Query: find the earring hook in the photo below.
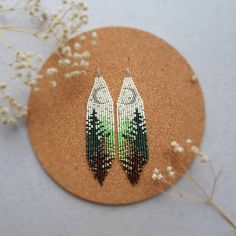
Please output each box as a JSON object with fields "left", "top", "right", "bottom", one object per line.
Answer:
{"left": 125, "top": 57, "right": 130, "bottom": 77}
{"left": 96, "top": 58, "right": 101, "bottom": 77}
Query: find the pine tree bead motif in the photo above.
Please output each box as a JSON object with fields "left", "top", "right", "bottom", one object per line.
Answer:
{"left": 86, "top": 76, "right": 115, "bottom": 185}
{"left": 117, "top": 76, "right": 149, "bottom": 185}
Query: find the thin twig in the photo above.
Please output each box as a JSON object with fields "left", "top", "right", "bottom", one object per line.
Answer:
{"left": 163, "top": 144, "right": 236, "bottom": 233}
{"left": 209, "top": 200, "right": 236, "bottom": 232}
{"left": 0, "top": 25, "right": 35, "bottom": 35}
{"left": 186, "top": 167, "right": 236, "bottom": 233}
{"left": 210, "top": 169, "right": 223, "bottom": 199}
{"left": 11, "top": 0, "right": 24, "bottom": 10}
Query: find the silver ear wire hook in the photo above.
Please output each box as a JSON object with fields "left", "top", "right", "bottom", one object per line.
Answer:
{"left": 96, "top": 67, "right": 101, "bottom": 78}
{"left": 125, "top": 57, "right": 131, "bottom": 77}
{"left": 96, "top": 58, "right": 101, "bottom": 77}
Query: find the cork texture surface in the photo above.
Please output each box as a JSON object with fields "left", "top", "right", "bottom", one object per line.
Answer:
{"left": 28, "top": 27, "right": 205, "bottom": 205}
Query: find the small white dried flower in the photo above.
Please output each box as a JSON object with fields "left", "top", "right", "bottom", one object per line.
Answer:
{"left": 35, "top": 54, "right": 43, "bottom": 63}
{"left": 171, "top": 141, "right": 177, "bottom": 147}
{"left": 73, "top": 52, "right": 82, "bottom": 60}
{"left": 50, "top": 80, "right": 57, "bottom": 88}
{"left": 74, "top": 42, "right": 81, "bottom": 50}
{"left": 191, "top": 146, "right": 209, "bottom": 163}
{"left": 200, "top": 155, "right": 209, "bottom": 163}
{"left": 0, "top": 83, "right": 6, "bottom": 90}
{"left": 1, "top": 118, "right": 8, "bottom": 125}
{"left": 58, "top": 58, "right": 71, "bottom": 65}
{"left": 61, "top": 46, "right": 72, "bottom": 57}
{"left": 178, "top": 146, "right": 184, "bottom": 153}
{"left": 91, "top": 31, "right": 97, "bottom": 39}
{"left": 47, "top": 67, "right": 58, "bottom": 76}
{"left": 157, "top": 173, "right": 164, "bottom": 180}
{"left": 42, "top": 34, "right": 49, "bottom": 40}
{"left": 152, "top": 172, "right": 158, "bottom": 180}
{"left": 81, "top": 51, "right": 90, "bottom": 58}
{"left": 191, "top": 146, "right": 200, "bottom": 155}
{"left": 15, "top": 51, "right": 27, "bottom": 61}
{"left": 168, "top": 171, "right": 175, "bottom": 177}
{"left": 64, "top": 70, "right": 81, "bottom": 79}
{"left": 153, "top": 168, "right": 160, "bottom": 174}
{"left": 185, "top": 138, "right": 192, "bottom": 144}
{"left": 191, "top": 74, "right": 198, "bottom": 82}
{"left": 171, "top": 141, "right": 184, "bottom": 153}
{"left": 174, "top": 146, "right": 184, "bottom": 153}
{"left": 80, "top": 34, "right": 86, "bottom": 41}
{"left": 166, "top": 165, "right": 175, "bottom": 178}
{"left": 152, "top": 168, "right": 164, "bottom": 181}
{"left": 12, "top": 61, "right": 33, "bottom": 70}
{"left": 0, "top": 107, "right": 9, "bottom": 115}
{"left": 8, "top": 118, "right": 17, "bottom": 125}
{"left": 80, "top": 59, "right": 89, "bottom": 67}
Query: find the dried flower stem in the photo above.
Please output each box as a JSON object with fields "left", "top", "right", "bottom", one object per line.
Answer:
{"left": 183, "top": 159, "right": 235, "bottom": 231}
{"left": 153, "top": 140, "right": 236, "bottom": 233}
{"left": 161, "top": 177, "right": 204, "bottom": 203}
{"left": 0, "top": 25, "right": 36, "bottom": 35}
{"left": 187, "top": 170, "right": 236, "bottom": 232}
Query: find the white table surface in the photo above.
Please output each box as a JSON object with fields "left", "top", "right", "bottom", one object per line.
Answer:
{"left": 0, "top": 0, "right": 236, "bottom": 235}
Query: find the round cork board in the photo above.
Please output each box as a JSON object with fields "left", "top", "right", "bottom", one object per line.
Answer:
{"left": 28, "top": 27, "right": 205, "bottom": 205}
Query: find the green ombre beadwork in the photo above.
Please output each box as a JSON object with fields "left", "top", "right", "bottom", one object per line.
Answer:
{"left": 117, "top": 76, "right": 149, "bottom": 185}
{"left": 86, "top": 76, "right": 115, "bottom": 185}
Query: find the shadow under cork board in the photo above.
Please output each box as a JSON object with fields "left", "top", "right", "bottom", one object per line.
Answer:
{"left": 28, "top": 27, "right": 205, "bottom": 205}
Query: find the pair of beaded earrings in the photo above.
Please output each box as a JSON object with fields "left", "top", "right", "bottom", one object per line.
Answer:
{"left": 86, "top": 62, "right": 148, "bottom": 186}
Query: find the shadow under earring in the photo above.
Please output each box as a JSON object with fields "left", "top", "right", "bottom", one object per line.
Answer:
{"left": 117, "top": 62, "right": 149, "bottom": 185}
{"left": 86, "top": 69, "right": 115, "bottom": 185}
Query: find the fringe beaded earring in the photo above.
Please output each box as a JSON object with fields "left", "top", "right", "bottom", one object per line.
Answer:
{"left": 117, "top": 58, "right": 149, "bottom": 185}
{"left": 86, "top": 67, "right": 116, "bottom": 185}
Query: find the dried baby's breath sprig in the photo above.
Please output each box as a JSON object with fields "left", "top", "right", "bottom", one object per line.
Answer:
{"left": 166, "top": 166, "right": 175, "bottom": 177}
{"left": 64, "top": 70, "right": 82, "bottom": 79}
{"left": 0, "top": 83, "right": 28, "bottom": 125}
{"left": 0, "top": 0, "right": 97, "bottom": 125}
{"left": 170, "top": 141, "right": 184, "bottom": 153}
{"left": 152, "top": 139, "right": 236, "bottom": 232}
{"left": 152, "top": 166, "right": 175, "bottom": 181}
{"left": 10, "top": 50, "right": 43, "bottom": 88}
{"left": 33, "top": 1, "right": 89, "bottom": 46}
{"left": 152, "top": 168, "right": 164, "bottom": 181}
{"left": 56, "top": 42, "right": 91, "bottom": 79}
{"left": 191, "top": 145, "right": 209, "bottom": 163}
{"left": 25, "top": 0, "right": 49, "bottom": 23}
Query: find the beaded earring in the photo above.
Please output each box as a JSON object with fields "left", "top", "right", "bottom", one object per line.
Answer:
{"left": 117, "top": 59, "right": 149, "bottom": 185}
{"left": 86, "top": 68, "right": 115, "bottom": 185}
